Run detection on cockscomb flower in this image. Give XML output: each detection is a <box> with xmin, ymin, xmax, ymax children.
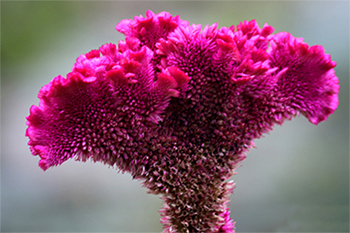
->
<box><xmin>26</xmin><ymin>10</ymin><xmax>339</xmax><ymax>233</ymax></box>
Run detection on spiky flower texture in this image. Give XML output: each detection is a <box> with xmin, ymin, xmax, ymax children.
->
<box><xmin>26</xmin><ymin>11</ymin><xmax>339</xmax><ymax>233</ymax></box>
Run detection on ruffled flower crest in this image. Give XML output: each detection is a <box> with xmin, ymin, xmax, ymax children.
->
<box><xmin>267</xmin><ymin>32</ymin><xmax>339</xmax><ymax>124</ymax></box>
<box><xmin>26</xmin><ymin>11</ymin><xmax>339</xmax><ymax>233</ymax></box>
<box><xmin>26</xmin><ymin>40</ymin><xmax>190</xmax><ymax>172</ymax></box>
<box><xmin>116</xmin><ymin>10</ymin><xmax>189</xmax><ymax>50</ymax></box>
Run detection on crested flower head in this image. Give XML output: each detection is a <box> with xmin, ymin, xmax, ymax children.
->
<box><xmin>26</xmin><ymin>40</ymin><xmax>190</xmax><ymax>171</ymax></box>
<box><xmin>26</xmin><ymin>10</ymin><xmax>339</xmax><ymax>233</ymax></box>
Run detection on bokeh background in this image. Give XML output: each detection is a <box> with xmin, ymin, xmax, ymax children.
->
<box><xmin>1</xmin><ymin>1</ymin><xmax>349</xmax><ymax>232</ymax></box>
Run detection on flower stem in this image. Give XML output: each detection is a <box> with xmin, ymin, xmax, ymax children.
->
<box><xmin>159</xmin><ymin>179</ymin><xmax>236</xmax><ymax>233</ymax></box>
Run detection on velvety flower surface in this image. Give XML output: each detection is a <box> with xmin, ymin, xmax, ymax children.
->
<box><xmin>26</xmin><ymin>41</ymin><xmax>189</xmax><ymax>171</ymax></box>
<box><xmin>26</xmin><ymin>10</ymin><xmax>339</xmax><ymax>233</ymax></box>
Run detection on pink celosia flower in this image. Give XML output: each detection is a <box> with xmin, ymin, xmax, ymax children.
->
<box><xmin>26</xmin><ymin>10</ymin><xmax>339</xmax><ymax>233</ymax></box>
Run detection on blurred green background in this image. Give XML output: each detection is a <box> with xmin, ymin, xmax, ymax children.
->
<box><xmin>1</xmin><ymin>1</ymin><xmax>349</xmax><ymax>232</ymax></box>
